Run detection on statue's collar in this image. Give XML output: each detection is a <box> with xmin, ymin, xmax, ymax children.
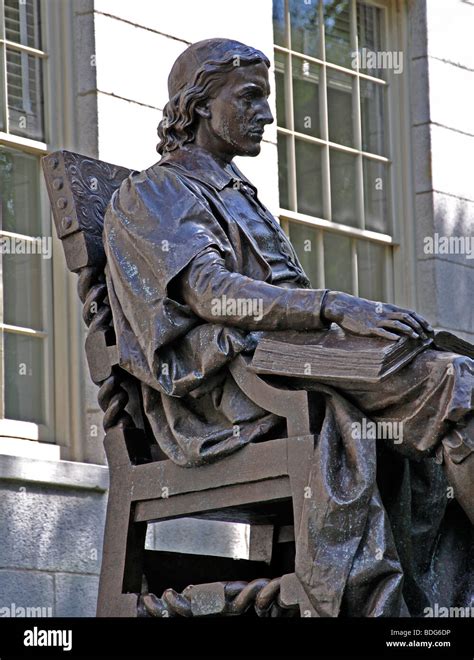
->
<box><xmin>156</xmin><ymin>144</ymin><xmax>257</xmax><ymax>193</ymax></box>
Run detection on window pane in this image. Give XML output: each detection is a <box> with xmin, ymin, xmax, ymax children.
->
<box><xmin>363</xmin><ymin>158</ymin><xmax>388</xmax><ymax>233</ymax></box>
<box><xmin>324</xmin><ymin>232</ymin><xmax>353</xmax><ymax>293</ymax></box>
<box><xmin>361</xmin><ymin>79</ymin><xmax>386</xmax><ymax>156</ymax></box>
<box><xmin>295</xmin><ymin>139</ymin><xmax>323</xmax><ymax>217</ymax></box>
<box><xmin>274</xmin><ymin>50</ymin><xmax>287</xmax><ymax>129</ymax></box>
<box><xmin>357</xmin><ymin>240</ymin><xmax>386</xmax><ymax>301</ymax></box>
<box><xmin>327</xmin><ymin>68</ymin><xmax>354</xmax><ymax>147</ymax></box>
<box><xmin>330</xmin><ymin>149</ymin><xmax>357</xmax><ymax>226</ymax></box>
<box><xmin>288</xmin><ymin>222</ymin><xmax>319</xmax><ymax>287</ymax></box>
<box><xmin>324</xmin><ymin>0</ymin><xmax>352</xmax><ymax>69</ymax></box>
<box><xmin>273</xmin><ymin>0</ymin><xmax>287</xmax><ymax>47</ymax></box>
<box><xmin>290</xmin><ymin>0</ymin><xmax>321</xmax><ymax>58</ymax></box>
<box><xmin>4</xmin><ymin>251</ymin><xmax>44</xmax><ymax>329</ymax></box>
<box><xmin>277</xmin><ymin>133</ymin><xmax>291</xmax><ymax>209</ymax></box>
<box><xmin>6</xmin><ymin>47</ymin><xmax>44</xmax><ymax>140</ymax></box>
<box><xmin>293</xmin><ymin>56</ymin><xmax>320</xmax><ymax>138</ymax></box>
<box><xmin>5</xmin><ymin>0</ymin><xmax>42</xmax><ymax>50</ymax></box>
<box><xmin>5</xmin><ymin>332</ymin><xmax>46</xmax><ymax>424</ymax></box>
<box><xmin>357</xmin><ymin>1</ymin><xmax>384</xmax><ymax>78</ymax></box>
<box><xmin>0</xmin><ymin>148</ymin><xmax>42</xmax><ymax>235</ymax></box>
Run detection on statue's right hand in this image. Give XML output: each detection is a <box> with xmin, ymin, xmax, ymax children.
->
<box><xmin>321</xmin><ymin>291</ymin><xmax>433</xmax><ymax>341</ymax></box>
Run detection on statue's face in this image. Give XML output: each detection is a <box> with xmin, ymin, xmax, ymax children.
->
<box><xmin>203</xmin><ymin>62</ymin><xmax>274</xmax><ymax>159</ymax></box>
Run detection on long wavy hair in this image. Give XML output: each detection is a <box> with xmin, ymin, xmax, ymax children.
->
<box><xmin>157</xmin><ymin>46</ymin><xmax>270</xmax><ymax>155</ymax></box>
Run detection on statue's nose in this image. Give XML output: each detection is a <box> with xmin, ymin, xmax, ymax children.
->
<box><xmin>260</xmin><ymin>100</ymin><xmax>274</xmax><ymax>125</ymax></box>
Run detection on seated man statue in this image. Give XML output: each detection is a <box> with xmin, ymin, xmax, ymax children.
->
<box><xmin>103</xmin><ymin>39</ymin><xmax>473</xmax><ymax>617</ymax></box>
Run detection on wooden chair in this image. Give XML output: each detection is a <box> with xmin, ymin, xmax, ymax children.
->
<box><xmin>42</xmin><ymin>150</ymin><xmax>319</xmax><ymax>618</ymax></box>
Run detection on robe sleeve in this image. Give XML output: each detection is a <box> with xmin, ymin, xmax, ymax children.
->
<box><xmin>178</xmin><ymin>246</ymin><xmax>330</xmax><ymax>331</ymax></box>
<box><xmin>103</xmin><ymin>166</ymin><xmax>237</xmax><ymax>353</ymax></box>
<box><xmin>103</xmin><ymin>165</ymin><xmax>251</xmax><ymax>396</ymax></box>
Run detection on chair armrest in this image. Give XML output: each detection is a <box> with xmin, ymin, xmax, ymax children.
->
<box><xmin>229</xmin><ymin>354</ymin><xmax>311</xmax><ymax>436</ymax></box>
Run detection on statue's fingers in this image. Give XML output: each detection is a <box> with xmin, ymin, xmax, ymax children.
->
<box><xmin>411</xmin><ymin>311</ymin><xmax>433</xmax><ymax>334</ymax></box>
<box><xmin>377</xmin><ymin>320</ymin><xmax>418</xmax><ymax>338</ymax></box>
<box><xmin>386</xmin><ymin>312</ymin><xmax>426</xmax><ymax>338</ymax></box>
<box><xmin>370</xmin><ymin>327</ymin><xmax>401</xmax><ymax>341</ymax></box>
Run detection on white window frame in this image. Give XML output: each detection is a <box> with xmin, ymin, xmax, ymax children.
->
<box><xmin>275</xmin><ymin>0</ymin><xmax>413</xmax><ymax>304</ymax></box>
<box><xmin>0</xmin><ymin>0</ymin><xmax>84</xmax><ymax>460</ymax></box>
<box><xmin>0</xmin><ymin>0</ymin><xmax>48</xmax><ymax>150</ymax></box>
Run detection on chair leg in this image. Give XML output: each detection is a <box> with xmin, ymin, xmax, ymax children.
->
<box><xmin>97</xmin><ymin>468</ymin><xmax>140</xmax><ymax>617</ymax></box>
<box><xmin>97</xmin><ymin>463</ymin><xmax>146</xmax><ymax>617</ymax></box>
<box><xmin>287</xmin><ymin>434</ymin><xmax>318</xmax><ymax>617</ymax></box>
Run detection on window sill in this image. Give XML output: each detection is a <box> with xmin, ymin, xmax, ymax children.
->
<box><xmin>0</xmin><ymin>452</ymin><xmax>109</xmax><ymax>492</ymax></box>
<box><xmin>0</xmin><ymin>436</ymin><xmax>60</xmax><ymax>461</ymax></box>
<box><xmin>0</xmin><ymin>131</ymin><xmax>48</xmax><ymax>155</ymax></box>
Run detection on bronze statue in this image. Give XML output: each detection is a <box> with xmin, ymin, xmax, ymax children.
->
<box><xmin>102</xmin><ymin>39</ymin><xmax>473</xmax><ymax>617</ymax></box>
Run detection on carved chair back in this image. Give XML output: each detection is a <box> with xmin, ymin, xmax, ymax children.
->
<box><xmin>42</xmin><ymin>150</ymin><xmax>165</xmax><ymax>463</ymax></box>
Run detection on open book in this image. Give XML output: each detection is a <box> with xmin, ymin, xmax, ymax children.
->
<box><xmin>250</xmin><ymin>326</ymin><xmax>473</xmax><ymax>384</ymax></box>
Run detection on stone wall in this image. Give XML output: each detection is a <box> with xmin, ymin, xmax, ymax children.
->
<box><xmin>0</xmin><ymin>456</ymin><xmax>107</xmax><ymax>617</ymax></box>
<box><xmin>409</xmin><ymin>0</ymin><xmax>474</xmax><ymax>342</ymax></box>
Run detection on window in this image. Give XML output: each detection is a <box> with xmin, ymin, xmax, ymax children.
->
<box><xmin>273</xmin><ymin>0</ymin><xmax>396</xmax><ymax>301</ymax></box>
<box><xmin>1</xmin><ymin>0</ymin><xmax>44</xmax><ymax>140</ymax></box>
<box><xmin>0</xmin><ymin>0</ymin><xmax>53</xmax><ymax>441</ymax></box>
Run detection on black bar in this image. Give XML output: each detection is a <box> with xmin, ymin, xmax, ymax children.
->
<box><xmin>0</xmin><ymin>617</ymin><xmax>472</xmax><ymax>657</ymax></box>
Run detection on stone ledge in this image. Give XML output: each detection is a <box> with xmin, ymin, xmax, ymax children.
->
<box><xmin>0</xmin><ymin>455</ymin><xmax>109</xmax><ymax>492</ymax></box>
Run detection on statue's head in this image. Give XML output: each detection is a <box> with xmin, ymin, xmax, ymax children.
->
<box><xmin>157</xmin><ymin>38</ymin><xmax>273</xmax><ymax>159</ymax></box>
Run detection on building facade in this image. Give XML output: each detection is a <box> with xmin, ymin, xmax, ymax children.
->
<box><xmin>0</xmin><ymin>0</ymin><xmax>472</xmax><ymax>616</ymax></box>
